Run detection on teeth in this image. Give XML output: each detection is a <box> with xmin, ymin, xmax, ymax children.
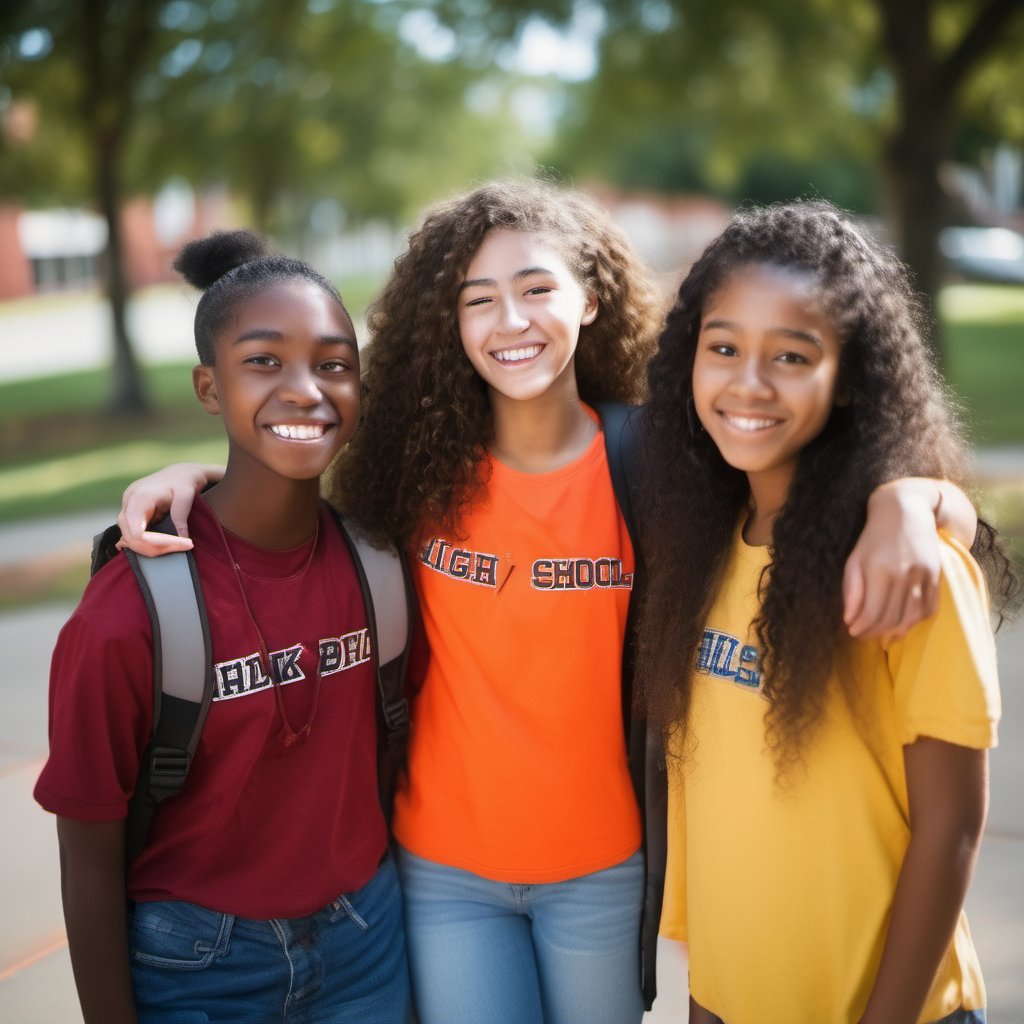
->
<box><xmin>269</xmin><ymin>424</ymin><xmax>327</xmax><ymax>440</ymax></box>
<box><xmin>723</xmin><ymin>414</ymin><xmax>779</xmax><ymax>431</ymax></box>
<box><xmin>493</xmin><ymin>345</ymin><xmax>542</xmax><ymax>363</ymax></box>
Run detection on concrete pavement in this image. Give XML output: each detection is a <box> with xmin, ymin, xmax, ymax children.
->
<box><xmin>0</xmin><ymin>510</ymin><xmax>1022</xmax><ymax>1021</ymax></box>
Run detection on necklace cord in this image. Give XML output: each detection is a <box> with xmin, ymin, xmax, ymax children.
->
<box><xmin>212</xmin><ymin>515</ymin><xmax>323</xmax><ymax>747</ymax></box>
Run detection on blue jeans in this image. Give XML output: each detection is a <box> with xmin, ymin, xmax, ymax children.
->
<box><xmin>129</xmin><ymin>853</ymin><xmax>409</xmax><ymax>1024</ymax></box>
<box><xmin>396</xmin><ymin>846</ymin><xmax>644</xmax><ymax>1024</ymax></box>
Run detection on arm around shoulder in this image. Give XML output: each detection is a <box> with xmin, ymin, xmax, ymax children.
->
<box><xmin>57</xmin><ymin>816</ymin><xmax>138</xmax><ymax>1024</ymax></box>
<box><xmin>117</xmin><ymin>462</ymin><xmax>225</xmax><ymax>555</ymax></box>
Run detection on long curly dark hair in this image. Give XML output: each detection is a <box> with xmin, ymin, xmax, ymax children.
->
<box><xmin>637</xmin><ymin>200</ymin><xmax>1019</xmax><ymax>770</ymax></box>
<box><xmin>327</xmin><ymin>178</ymin><xmax>662</xmax><ymax>545</ymax></box>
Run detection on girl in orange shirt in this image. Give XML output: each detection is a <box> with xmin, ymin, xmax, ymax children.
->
<box><xmin>117</xmin><ymin>180</ymin><xmax>976</xmax><ymax>1024</ymax></box>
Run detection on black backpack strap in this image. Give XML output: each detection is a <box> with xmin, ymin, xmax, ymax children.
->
<box><xmin>595</xmin><ymin>402</ymin><xmax>641</xmax><ymax>552</ymax></box>
<box><xmin>93</xmin><ymin>516</ymin><xmax>214</xmax><ymax>864</ymax></box>
<box><xmin>326</xmin><ymin>507</ymin><xmax>415</xmax><ymax>819</ymax></box>
<box><xmin>596</xmin><ymin>402</ymin><xmax>664</xmax><ymax>1010</ymax></box>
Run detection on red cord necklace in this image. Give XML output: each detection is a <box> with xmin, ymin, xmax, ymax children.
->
<box><xmin>212</xmin><ymin>513</ymin><xmax>323</xmax><ymax>747</ymax></box>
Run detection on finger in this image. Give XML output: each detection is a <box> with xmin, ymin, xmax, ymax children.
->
<box><xmin>842</xmin><ymin>559</ymin><xmax>865</xmax><ymax>626</ymax></box>
<box><xmin>167</xmin><ymin>493</ymin><xmax>193</xmax><ymax>539</ymax></box>
<box><xmin>115</xmin><ymin>531</ymin><xmax>193</xmax><ymax>557</ymax></box>
<box><xmin>893</xmin><ymin>574</ymin><xmax>940</xmax><ymax>636</ymax></box>
<box><xmin>866</xmin><ymin>574</ymin><xmax>917</xmax><ymax>638</ymax></box>
<box><xmin>848</xmin><ymin>575</ymin><xmax>894</xmax><ymax>638</ymax></box>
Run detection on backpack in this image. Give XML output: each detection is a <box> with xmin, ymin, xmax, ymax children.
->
<box><xmin>90</xmin><ymin>507</ymin><xmax>415</xmax><ymax>864</ymax></box>
<box><xmin>595</xmin><ymin>401</ymin><xmax>666</xmax><ymax>1012</ymax></box>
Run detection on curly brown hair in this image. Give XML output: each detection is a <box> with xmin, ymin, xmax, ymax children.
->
<box><xmin>637</xmin><ymin>200</ymin><xmax>1019</xmax><ymax>771</ymax></box>
<box><xmin>327</xmin><ymin>178</ymin><xmax>662</xmax><ymax>545</ymax></box>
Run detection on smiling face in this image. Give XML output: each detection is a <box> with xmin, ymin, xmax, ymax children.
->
<box><xmin>194</xmin><ymin>278</ymin><xmax>360</xmax><ymax>485</ymax></box>
<box><xmin>456</xmin><ymin>228</ymin><xmax>598</xmax><ymax>405</ymax></box>
<box><xmin>692</xmin><ymin>263</ymin><xmax>843</xmax><ymax>508</ymax></box>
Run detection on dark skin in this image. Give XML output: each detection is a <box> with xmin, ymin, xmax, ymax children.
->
<box><xmin>55</xmin><ymin>279</ymin><xmax>361</xmax><ymax>1021</ymax></box>
<box><xmin>859</xmin><ymin>738</ymin><xmax>988</xmax><ymax>1024</ymax></box>
<box><xmin>57</xmin><ymin>818</ymin><xmax>137</xmax><ymax>1024</ymax></box>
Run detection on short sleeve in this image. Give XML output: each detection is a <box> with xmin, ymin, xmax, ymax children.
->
<box><xmin>33</xmin><ymin>557</ymin><xmax>155</xmax><ymax>821</ymax></box>
<box><xmin>886</xmin><ymin>535</ymin><xmax>1000</xmax><ymax>750</ymax></box>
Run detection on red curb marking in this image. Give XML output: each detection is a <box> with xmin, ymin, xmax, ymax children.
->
<box><xmin>0</xmin><ymin>930</ymin><xmax>68</xmax><ymax>981</ymax></box>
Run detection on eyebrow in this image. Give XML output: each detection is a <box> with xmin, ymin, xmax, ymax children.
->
<box><xmin>458</xmin><ymin>265</ymin><xmax>555</xmax><ymax>292</ymax></box>
<box><xmin>702</xmin><ymin>319</ymin><xmax>822</xmax><ymax>347</ymax></box>
<box><xmin>234</xmin><ymin>328</ymin><xmax>357</xmax><ymax>350</ymax></box>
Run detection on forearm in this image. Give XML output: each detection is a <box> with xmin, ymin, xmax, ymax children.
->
<box><xmin>859</xmin><ymin>741</ymin><xmax>987</xmax><ymax>1024</ymax></box>
<box><xmin>871</xmin><ymin>478</ymin><xmax>977</xmax><ymax>549</ymax></box>
<box><xmin>58</xmin><ymin>820</ymin><xmax>138</xmax><ymax>1024</ymax></box>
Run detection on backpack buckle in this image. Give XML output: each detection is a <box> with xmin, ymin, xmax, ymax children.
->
<box><xmin>382</xmin><ymin>699</ymin><xmax>409</xmax><ymax>735</ymax></box>
<box><xmin>146</xmin><ymin>747</ymin><xmax>191</xmax><ymax>798</ymax></box>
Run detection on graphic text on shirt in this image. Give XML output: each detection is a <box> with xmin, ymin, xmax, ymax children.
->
<box><xmin>213</xmin><ymin>628</ymin><xmax>371</xmax><ymax>701</ymax></box>
<box><xmin>696</xmin><ymin>627</ymin><xmax>762</xmax><ymax>692</ymax></box>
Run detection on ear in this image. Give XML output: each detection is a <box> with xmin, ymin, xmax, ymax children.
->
<box><xmin>193</xmin><ymin>365</ymin><xmax>221</xmax><ymax>415</ymax></box>
<box><xmin>581</xmin><ymin>292</ymin><xmax>599</xmax><ymax>327</ymax></box>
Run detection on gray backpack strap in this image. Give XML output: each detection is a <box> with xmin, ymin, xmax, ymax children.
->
<box><xmin>346</xmin><ymin>526</ymin><xmax>410</xmax><ymax>668</ymax></box>
<box><xmin>328</xmin><ymin>508</ymin><xmax>414</xmax><ymax>820</ymax></box>
<box><xmin>91</xmin><ymin>516</ymin><xmax>213</xmax><ymax>864</ymax></box>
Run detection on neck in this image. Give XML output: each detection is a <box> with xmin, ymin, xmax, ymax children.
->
<box><xmin>488</xmin><ymin>380</ymin><xmax>596</xmax><ymax>474</ymax></box>
<box><xmin>743</xmin><ymin>466</ymin><xmax>794</xmax><ymax>546</ymax></box>
<box><xmin>204</xmin><ymin>468</ymin><xmax>322</xmax><ymax>550</ymax></box>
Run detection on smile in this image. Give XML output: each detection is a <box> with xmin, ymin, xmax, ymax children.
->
<box><xmin>492</xmin><ymin>344</ymin><xmax>543</xmax><ymax>364</ymax></box>
<box><xmin>720</xmin><ymin>413</ymin><xmax>782</xmax><ymax>432</ymax></box>
<box><xmin>268</xmin><ymin>424</ymin><xmax>331</xmax><ymax>440</ymax></box>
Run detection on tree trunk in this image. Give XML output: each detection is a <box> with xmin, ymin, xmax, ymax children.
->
<box><xmin>883</xmin><ymin>118</ymin><xmax>951</xmax><ymax>368</ymax></box>
<box><xmin>97</xmin><ymin>136</ymin><xmax>150</xmax><ymax>415</ymax></box>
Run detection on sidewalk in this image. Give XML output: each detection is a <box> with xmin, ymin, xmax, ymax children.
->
<box><xmin>1</xmin><ymin>507</ymin><xmax>1022</xmax><ymax>1021</ymax></box>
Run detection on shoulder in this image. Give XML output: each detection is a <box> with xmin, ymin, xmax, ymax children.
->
<box><xmin>68</xmin><ymin>552</ymin><xmax>151</xmax><ymax>642</ymax></box>
<box><xmin>887</xmin><ymin>532</ymin><xmax>1000</xmax><ymax>749</ymax></box>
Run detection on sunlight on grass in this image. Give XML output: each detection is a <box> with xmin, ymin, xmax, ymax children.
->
<box><xmin>940</xmin><ymin>284</ymin><xmax>1024</xmax><ymax>323</ymax></box>
<box><xmin>0</xmin><ymin>439</ymin><xmax>226</xmax><ymax>503</ymax></box>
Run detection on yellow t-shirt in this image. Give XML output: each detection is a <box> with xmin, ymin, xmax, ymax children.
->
<box><xmin>392</xmin><ymin>423</ymin><xmax>641</xmax><ymax>882</ymax></box>
<box><xmin>660</xmin><ymin>532</ymin><xmax>1000</xmax><ymax>1024</ymax></box>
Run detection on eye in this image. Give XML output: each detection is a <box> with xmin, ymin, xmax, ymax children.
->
<box><xmin>463</xmin><ymin>294</ymin><xmax>493</xmax><ymax>308</ymax></box>
<box><xmin>775</xmin><ymin>350</ymin><xmax>811</xmax><ymax>365</ymax></box>
<box><xmin>525</xmin><ymin>285</ymin><xmax>553</xmax><ymax>296</ymax></box>
<box><xmin>244</xmin><ymin>354</ymin><xmax>279</xmax><ymax>367</ymax></box>
<box><xmin>319</xmin><ymin>358</ymin><xmax>353</xmax><ymax>374</ymax></box>
<box><xmin>707</xmin><ymin>342</ymin><xmax>737</xmax><ymax>357</ymax></box>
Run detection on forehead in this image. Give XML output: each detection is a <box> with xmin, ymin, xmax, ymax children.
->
<box><xmin>227</xmin><ymin>278</ymin><xmax>355</xmax><ymax>337</ymax></box>
<box><xmin>705</xmin><ymin>264</ymin><xmax>830</xmax><ymax>324</ymax></box>
<box><xmin>464</xmin><ymin>228</ymin><xmax>575</xmax><ymax>278</ymax></box>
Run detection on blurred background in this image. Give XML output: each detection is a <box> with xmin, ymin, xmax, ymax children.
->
<box><xmin>1</xmin><ymin>1</ymin><xmax>1023</xmax><ymax>1019</ymax></box>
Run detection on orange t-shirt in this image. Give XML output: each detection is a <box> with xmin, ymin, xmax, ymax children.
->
<box><xmin>392</xmin><ymin>424</ymin><xmax>642</xmax><ymax>882</ymax></box>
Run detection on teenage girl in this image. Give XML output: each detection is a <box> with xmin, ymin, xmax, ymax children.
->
<box><xmin>35</xmin><ymin>231</ymin><xmax>409</xmax><ymax>1024</ymax></box>
<box><xmin>116</xmin><ymin>181</ymin><xmax>978</xmax><ymax>1024</ymax></box>
<box><xmin>639</xmin><ymin>201</ymin><xmax>1018</xmax><ymax>1024</ymax></box>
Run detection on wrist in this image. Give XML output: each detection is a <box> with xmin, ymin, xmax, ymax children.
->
<box><xmin>869</xmin><ymin>478</ymin><xmax>940</xmax><ymax>519</ymax></box>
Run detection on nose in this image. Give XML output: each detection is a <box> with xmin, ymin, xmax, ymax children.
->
<box><xmin>278</xmin><ymin>366</ymin><xmax>323</xmax><ymax>406</ymax></box>
<box><xmin>730</xmin><ymin>355</ymin><xmax>774</xmax><ymax>399</ymax></box>
<box><xmin>497</xmin><ymin>295</ymin><xmax>529</xmax><ymax>334</ymax></box>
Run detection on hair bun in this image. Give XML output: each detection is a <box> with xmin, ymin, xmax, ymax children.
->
<box><xmin>173</xmin><ymin>229</ymin><xmax>268</xmax><ymax>289</ymax></box>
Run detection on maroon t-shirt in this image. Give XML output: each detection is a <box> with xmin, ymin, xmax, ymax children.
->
<box><xmin>35</xmin><ymin>497</ymin><xmax>387</xmax><ymax>918</ymax></box>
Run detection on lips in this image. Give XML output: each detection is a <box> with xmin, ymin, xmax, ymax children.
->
<box><xmin>267</xmin><ymin>423</ymin><xmax>332</xmax><ymax>440</ymax></box>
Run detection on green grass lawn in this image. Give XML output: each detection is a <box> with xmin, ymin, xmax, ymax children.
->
<box><xmin>940</xmin><ymin>285</ymin><xmax>1024</xmax><ymax>445</ymax></box>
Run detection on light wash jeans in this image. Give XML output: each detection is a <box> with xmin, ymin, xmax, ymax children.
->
<box><xmin>128</xmin><ymin>853</ymin><xmax>409</xmax><ymax>1024</ymax></box>
<box><xmin>396</xmin><ymin>846</ymin><xmax>644</xmax><ymax>1024</ymax></box>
